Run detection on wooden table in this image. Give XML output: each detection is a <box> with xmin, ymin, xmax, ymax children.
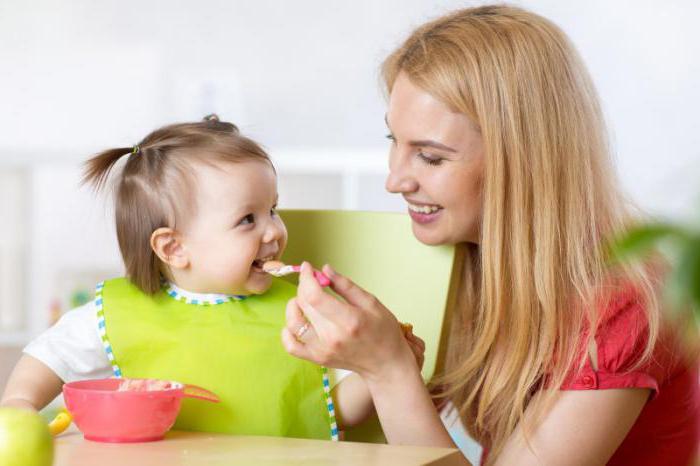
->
<box><xmin>55</xmin><ymin>431</ymin><xmax>464</xmax><ymax>466</ymax></box>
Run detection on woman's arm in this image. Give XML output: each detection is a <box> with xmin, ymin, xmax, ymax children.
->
<box><xmin>286</xmin><ymin>295</ymin><xmax>466</xmax><ymax>454</ymax></box>
<box><xmin>282</xmin><ymin>263</ymin><xmax>472</xmax><ymax>464</ymax></box>
<box><xmin>1</xmin><ymin>354</ymin><xmax>64</xmax><ymax>411</ymax></box>
<box><xmin>495</xmin><ymin>388</ymin><xmax>649</xmax><ymax>466</ymax></box>
<box><xmin>333</xmin><ymin>331</ymin><xmax>426</xmax><ymax>429</ymax></box>
<box><xmin>364</xmin><ymin>347</ymin><xmax>458</xmax><ymax>448</ymax></box>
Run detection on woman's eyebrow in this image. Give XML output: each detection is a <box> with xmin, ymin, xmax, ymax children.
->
<box><xmin>408</xmin><ymin>140</ymin><xmax>457</xmax><ymax>153</ymax></box>
<box><xmin>384</xmin><ymin>114</ymin><xmax>457</xmax><ymax>153</ymax></box>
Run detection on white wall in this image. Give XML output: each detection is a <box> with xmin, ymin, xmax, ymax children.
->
<box><xmin>1</xmin><ymin>1</ymin><xmax>698</xmax><ymax>221</ymax></box>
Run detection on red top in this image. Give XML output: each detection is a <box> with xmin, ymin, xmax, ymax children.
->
<box><xmin>560</xmin><ymin>288</ymin><xmax>699</xmax><ymax>465</ymax></box>
<box><xmin>480</xmin><ymin>288</ymin><xmax>699</xmax><ymax>465</ymax></box>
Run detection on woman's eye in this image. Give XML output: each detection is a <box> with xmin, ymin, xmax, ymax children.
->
<box><xmin>418</xmin><ymin>151</ymin><xmax>443</xmax><ymax>166</ymax></box>
<box><xmin>270</xmin><ymin>206</ymin><xmax>278</xmax><ymax>217</ymax></box>
<box><xmin>239</xmin><ymin>214</ymin><xmax>255</xmax><ymax>226</ymax></box>
<box><xmin>385</xmin><ymin>133</ymin><xmax>396</xmax><ymax>144</ymax></box>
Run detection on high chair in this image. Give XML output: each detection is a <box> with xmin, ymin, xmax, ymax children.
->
<box><xmin>279</xmin><ymin>210</ymin><xmax>461</xmax><ymax>443</ymax></box>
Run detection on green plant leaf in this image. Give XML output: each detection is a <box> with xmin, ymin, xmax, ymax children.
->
<box><xmin>663</xmin><ymin>234</ymin><xmax>700</xmax><ymax>324</ymax></box>
<box><xmin>679</xmin><ymin>236</ymin><xmax>700</xmax><ymax>308</ymax></box>
<box><xmin>607</xmin><ymin>223</ymin><xmax>690</xmax><ymax>264</ymax></box>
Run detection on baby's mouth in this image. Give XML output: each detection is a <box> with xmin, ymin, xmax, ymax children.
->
<box><xmin>252</xmin><ymin>256</ymin><xmax>276</xmax><ymax>273</ymax></box>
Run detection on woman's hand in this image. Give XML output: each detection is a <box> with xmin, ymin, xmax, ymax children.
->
<box><xmin>281</xmin><ymin>262</ymin><xmax>419</xmax><ymax>382</ymax></box>
<box><xmin>403</xmin><ymin>325</ymin><xmax>426</xmax><ymax>370</ymax></box>
<box><xmin>282</xmin><ymin>262</ymin><xmax>461</xmax><ymax>453</ymax></box>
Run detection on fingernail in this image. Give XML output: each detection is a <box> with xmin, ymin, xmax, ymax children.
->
<box><xmin>301</xmin><ymin>261</ymin><xmax>310</xmax><ymax>272</ymax></box>
<box><xmin>324</xmin><ymin>264</ymin><xmax>336</xmax><ymax>277</ymax></box>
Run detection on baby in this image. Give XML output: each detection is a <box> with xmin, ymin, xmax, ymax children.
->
<box><xmin>1</xmin><ymin>116</ymin><xmax>424</xmax><ymax>440</ymax></box>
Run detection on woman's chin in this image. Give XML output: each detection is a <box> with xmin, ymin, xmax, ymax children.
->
<box><xmin>411</xmin><ymin>223</ymin><xmax>475</xmax><ymax>246</ymax></box>
<box><xmin>411</xmin><ymin>223</ymin><xmax>449</xmax><ymax>246</ymax></box>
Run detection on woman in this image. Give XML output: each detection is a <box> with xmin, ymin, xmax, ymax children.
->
<box><xmin>282</xmin><ymin>6</ymin><xmax>699</xmax><ymax>465</ymax></box>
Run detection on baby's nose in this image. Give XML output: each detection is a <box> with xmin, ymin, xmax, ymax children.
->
<box><xmin>262</xmin><ymin>222</ymin><xmax>284</xmax><ymax>243</ymax></box>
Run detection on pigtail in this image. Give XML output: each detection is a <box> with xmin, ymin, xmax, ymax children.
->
<box><xmin>82</xmin><ymin>146</ymin><xmax>135</xmax><ymax>191</ymax></box>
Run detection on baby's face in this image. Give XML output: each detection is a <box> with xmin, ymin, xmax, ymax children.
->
<box><xmin>180</xmin><ymin>159</ymin><xmax>287</xmax><ymax>295</ymax></box>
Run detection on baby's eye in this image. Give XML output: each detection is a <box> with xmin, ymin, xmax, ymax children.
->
<box><xmin>385</xmin><ymin>133</ymin><xmax>396</xmax><ymax>144</ymax></box>
<box><xmin>239</xmin><ymin>214</ymin><xmax>255</xmax><ymax>226</ymax></box>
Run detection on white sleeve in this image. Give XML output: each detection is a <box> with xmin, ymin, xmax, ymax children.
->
<box><xmin>23</xmin><ymin>301</ymin><xmax>113</xmax><ymax>383</ymax></box>
<box><xmin>328</xmin><ymin>368</ymin><xmax>353</xmax><ymax>388</ymax></box>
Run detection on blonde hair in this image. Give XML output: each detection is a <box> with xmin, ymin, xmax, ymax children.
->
<box><xmin>382</xmin><ymin>5</ymin><xmax>659</xmax><ymax>461</ymax></box>
<box><xmin>83</xmin><ymin>116</ymin><xmax>272</xmax><ymax>294</ymax></box>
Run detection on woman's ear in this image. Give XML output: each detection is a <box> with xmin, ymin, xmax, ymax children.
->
<box><xmin>150</xmin><ymin>227</ymin><xmax>189</xmax><ymax>270</ymax></box>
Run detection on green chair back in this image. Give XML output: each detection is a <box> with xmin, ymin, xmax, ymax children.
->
<box><xmin>279</xmin><ymin>210</ymin><xmax>460</xmax><ymax>442</ymax></box>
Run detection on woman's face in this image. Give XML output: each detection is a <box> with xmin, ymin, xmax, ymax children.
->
<box><xmin>385</xmin><ymin>72</ymin><xmax>484</xmax><ymax>245</ymax></box>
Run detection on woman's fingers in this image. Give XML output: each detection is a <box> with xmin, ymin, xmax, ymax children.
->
<box><xmin>296</xmin><ymin>262</ymin><xmax>355</xmax><ymax>332</ymax></box>
<box><xmin>281</xmin><ymin>327</ymin><xmax>314</xmax><ymax>360</ymax></box>
<box><xmin>406</xmin><ymin>331</ymin><xmax>426</xmax><ymax>352</ymax></box>
<box><xmin>285</xmin><ymin>297</ymin><xmax>307</xmax><ymax>329</ymax></box>
<box><xmin>295</xmin><ymin>263</ymin><xmax>332</xmax><ymax>324</ymax></box>
<box><xmin>285</xmin><ymin>298</ymin><xmax>316</xmax><ymax>344</ymax></box>
<box><xmin>403</xmin><ymin>330</ymin><xmax>426</xmax><ymax>369</ymax></box>
<box><xmin>406</xmin><ymin>335</ymin><xmax>426</xmax><ymax>369</ymax></box>
<box><xmin>321</xmin><ymin>264</ymin><xmax>379</xmax><ymax>310</ymax></box>
<box><xmin>283</xmin><ymin>299</ymin><xmax>328</xmax><ymax>364</ymax></box>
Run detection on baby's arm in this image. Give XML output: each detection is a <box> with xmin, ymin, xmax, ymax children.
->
<box><xmin>332</xmin><ymin>373</ymin><xmax>373</xmax><ymax>429</ymax></box>
<box><xmin>1</xmin><ymin>355</ymin><xmax>63</xmax><ymax>411</ymax></box>
<box><xmin>1</xmin><ymin>300</ymin><xmax>111</xmax><ymax>411</ymax></box>
<box><xmin>333</xmin><ymin>326</ymin><xmax>426</xmax><ymax>429</ymax></box>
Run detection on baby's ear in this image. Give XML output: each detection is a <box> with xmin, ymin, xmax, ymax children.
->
<box><xmin>150</xmin><ymin>227</ymin><xmax>189</xmax><ymax>269</ymax></box>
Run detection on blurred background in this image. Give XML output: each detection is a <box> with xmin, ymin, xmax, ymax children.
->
<box><xmin>0</xmin><ymin>0</ymin><xmax>698</xmax><ymax>459</ymax></box>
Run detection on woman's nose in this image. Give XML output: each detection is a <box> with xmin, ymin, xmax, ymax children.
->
<box><xmin>385</xmin><ymin>151</ymin><xmax>418</xmax><ymax>194</ymax></box>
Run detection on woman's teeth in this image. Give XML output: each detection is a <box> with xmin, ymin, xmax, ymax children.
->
<box><xmin>407</xmin><ymin>203</ymin><xmax>441</xmax><ymax>214</ymax></box>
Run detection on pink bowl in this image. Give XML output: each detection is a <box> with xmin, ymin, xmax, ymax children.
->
<box><xmin>63</xmin><ymin>378</ymin><xmax>218</xmax><ymax>443</ymax></box>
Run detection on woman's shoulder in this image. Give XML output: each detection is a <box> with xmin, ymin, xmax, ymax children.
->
<box><xmin>595</xmin><ymin>285</ymin><xmax>651</xmax><ymax>369</ymax></box>
<box><xmin>563</xmin><ymin>283</ymin><xmax>692</xmax><ymax>393</ymax></box>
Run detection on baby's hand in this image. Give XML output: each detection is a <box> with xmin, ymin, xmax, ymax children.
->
<box><xmin>400</xmin><ymin>323</ymin><xmax>426</xmax><ymax>370</ymax></box>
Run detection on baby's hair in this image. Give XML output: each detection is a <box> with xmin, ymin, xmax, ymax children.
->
<box><xmin>83</xmin><ymin>115</ymin><xmax>272</xmax><ymax>294</ymax></box>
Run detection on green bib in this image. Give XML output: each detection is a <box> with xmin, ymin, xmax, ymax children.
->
<box><xmin>95</xmin><ymin>277</ymin><xmax>335</xmax><ymax>440</ymax></box>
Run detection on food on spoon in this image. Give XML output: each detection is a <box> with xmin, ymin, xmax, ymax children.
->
<box><xmin>262</xmin><ymin>260</ymin><xmax>286</xmax><ymax>274</ymax></box>
<box><xmin>262</xmin><ymin>261</ymin><xmax>331</xmax><ymax>287</ymax></box>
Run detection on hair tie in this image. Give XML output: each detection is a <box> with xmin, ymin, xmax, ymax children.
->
<box><xmin>203</xmin><ymin>114</ymin><xmax>220</xmax><ymax>122</ymax></box>
<box><xmin>132</xmin><ymin>145</ymin><xmax>140</xmax><ymax>155</ymax></box>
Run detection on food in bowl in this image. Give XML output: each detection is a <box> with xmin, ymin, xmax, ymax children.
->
<box><xmin>63</xmin><ymin>378</ymin><xmax>218</xmax><ymax>443</ymax></box>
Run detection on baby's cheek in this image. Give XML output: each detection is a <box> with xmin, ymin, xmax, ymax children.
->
<box><xmin>201</xmin><ymin>253</ymin><xmax>246</xmax><ymax>284</ymax></box>
<box><xmin>223</xmin><ymin>261</ymin><xmax>251</xmax><ymax>283</ymax></box>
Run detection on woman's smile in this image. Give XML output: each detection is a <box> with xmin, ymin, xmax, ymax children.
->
<box><xmin>406</xmin><ymin>199</ymin><xmax>444</xmax><ymax>224</ymax></box>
